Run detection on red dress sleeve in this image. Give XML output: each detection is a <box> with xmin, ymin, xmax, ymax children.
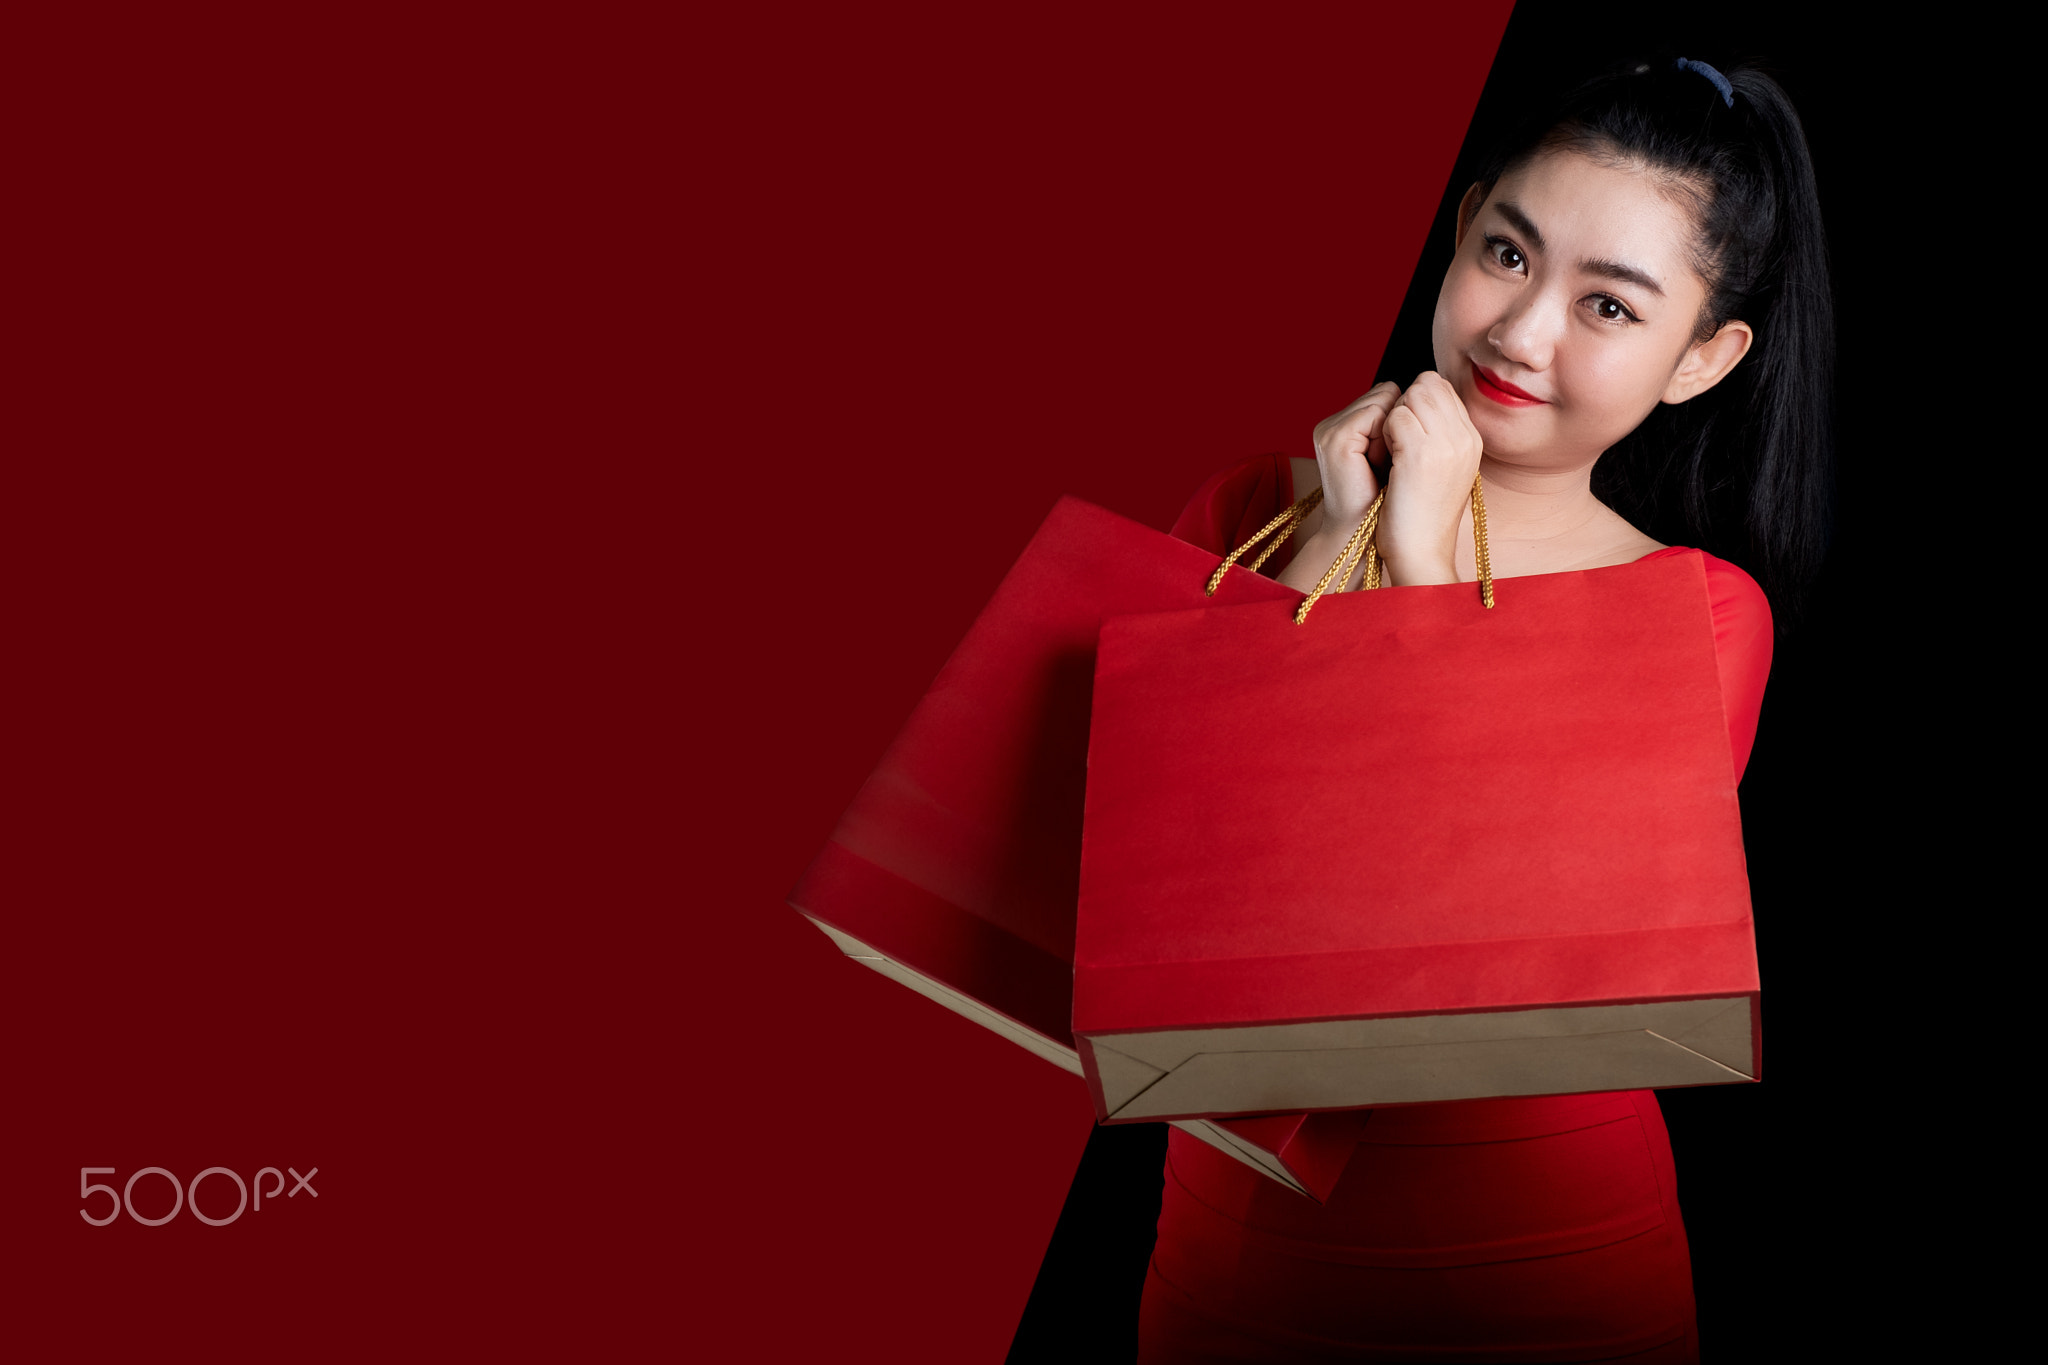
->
<box><xmin>1639</xmin><ymin>547</ymin><xmax>1774</xmax><ymax>783</ymax></box>
<box><xmin>1169</xmin><ymin>452</ymin><xmax>1298</xmax><ymax>570</ymax></box>
<box><xmin>1701</xmin><ymin>554</ymin><xmax>1773</xmax><ymax>783</ymax></box>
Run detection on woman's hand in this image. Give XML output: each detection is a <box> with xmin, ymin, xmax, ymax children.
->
<box><xmin>1373</xmin><ymin>372</ymin><xmax>1483</xmax><ymax>586</ymax></box>
<box><xmin>1310</xmin><ymin>381</ymin><xmax>1400</xmax><ymax>534</ymax></box>
<box><xmin>1278</xmin><ymin>383</ymin><xmax>1401</xmax><ymax>593</ymax></box>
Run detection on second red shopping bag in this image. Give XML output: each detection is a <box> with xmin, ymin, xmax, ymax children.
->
<box><xmin>789</xmin><ymin>493</ymin><xmax>1366</xmax><ymax>1193</ymax></box>
<box><xmin>788</xmin><ymin>496</ymin><xmax>1296</xmax><ymax>1062</ymax></box>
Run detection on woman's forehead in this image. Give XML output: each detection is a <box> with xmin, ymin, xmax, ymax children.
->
<box><xmin>1483</xmin><ymin>149</ymin><xmax>1704</xmax><ymax>286</ymax></box>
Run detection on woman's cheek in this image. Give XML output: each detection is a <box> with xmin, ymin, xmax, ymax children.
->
<box><xmin>1428</xmin><ymin>295</ymin><xmax>1461</xmax><ymax>375</ymax></box>
<box><xmin>1539</xmin><ymin>354</ymin><xmax>1604</xmax><ymax>447</ymax></box>
<box><xmin>1431</xmin><ymin>262</ymin><xmax>1491</xmax><ymax>372</ymax></box>
<box><xmin>1581</xmin><ymin>356</ymin><xmax>1669</xmax><ymax>451</ymax></box>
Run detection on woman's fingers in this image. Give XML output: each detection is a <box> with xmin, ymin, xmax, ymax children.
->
<box><xmin>1385</xmin><ymin>373</ymin><xmax>1480</xmax><ymax>459</ymax></box>
<box><xmin>1310</xmin><ymin>383</ymin><xmax>1401</xmax><ymax>530</ymax></box>
<box><xmin>1372</xmin><ymin>372</ymin><xmax>1486</xmax><ymax>586</ymax></box>
<box><xmin>1364</xmin><ymin>425</ymin><xmax>1390</xmax><ymax>477</ymax></box>
<box><xmin>1418</xmin><ymin>372</ymin><xmax>1481</xmax><ymax>433</ymax></box>
<box><xmin>1315</xmin><ymin>384</ymin><xmax>1399</xmax><ymax>442</ymax></box>
<box><xmin>1349</xmin><ymin>380</ymin><xmax>1403</xmax><ymax>411</ymax></box>
<box><xmin>1382</xmin><ymin>402</ymin><xmax>1423</xmax><ymax>448</ymax></box>
<box><xmin>1318</xmin><ymin>385</ymin><xmax>1403</xmax><ymax>458</ymax></box>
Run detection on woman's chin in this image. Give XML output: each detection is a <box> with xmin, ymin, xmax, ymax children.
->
<box><xmin>1469</xmin><ymin>411</ymin><xmax>1543</xmax><ymax>461</ymax></box>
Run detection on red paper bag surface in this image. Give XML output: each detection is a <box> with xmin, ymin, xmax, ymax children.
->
<box><xmin>1074</xmin><ymin>551</ymin><xmax>1760</xmax><ymax>1123</ymax></box>
<box><xmin>788</xmin><ymin>496</ymin><xmax>1297</xmax><ymax>1067</ymax></box>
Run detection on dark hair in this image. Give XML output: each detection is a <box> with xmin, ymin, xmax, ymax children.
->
<box><xmin>1472</xmin><ymin>57</ymin><xmax>1834</xmax><ymax>621</ymax></box>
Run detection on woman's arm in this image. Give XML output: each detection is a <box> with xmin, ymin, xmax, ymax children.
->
<box><xmin>1706</xmin><ymin>556</ymin><xmax>1773</xmax><ymax>782</ymax></box>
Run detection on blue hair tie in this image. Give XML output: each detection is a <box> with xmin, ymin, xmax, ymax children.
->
<box><xmin>1675</xmin><ymin>57</ymin><xmax>1735</xmax><ymax>108</ymax></box>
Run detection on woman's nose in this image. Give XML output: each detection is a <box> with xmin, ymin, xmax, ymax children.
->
<box><xmin>1487</xmin><ymin>295</ymin><xmax>1558</xmax><ymax>371</ymax></box>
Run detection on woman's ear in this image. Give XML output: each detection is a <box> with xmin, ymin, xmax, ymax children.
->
<box><xmin>1452</xmin><ymin>183</ymin><xmax>1487</xmax><ymax>251</ymax></box>
<box><xmin>1663</xmin><ymin>320</ymin><xmax>1755</xmax><ymax>404</ymax></box>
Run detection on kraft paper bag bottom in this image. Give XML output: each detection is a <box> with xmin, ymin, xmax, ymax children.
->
<box><xmin>1080</xmin><ymin>994</ymin><xmax>1758</xmax><ymax>1123</ymax></box>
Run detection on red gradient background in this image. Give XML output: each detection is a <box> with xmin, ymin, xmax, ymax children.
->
<box><xmin>10</xmin><ymin>4</ymin><xmax>1553</xmax><ymax>1358</ymax></box>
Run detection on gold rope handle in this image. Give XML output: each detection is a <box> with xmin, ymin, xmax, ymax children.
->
<box><xmin>1207</xmin><ymin>475</ymin><xmax>1495</xmax><ymax>621</ymax></box>
<box><xmin>1204</xmin><ymin>487</ymin><xmax>1325</xmax><ymax>597</ymax></box>
<box><xmin>1469</xmin><ymin>473</ymin><xmax>1494</xmax><ymax>610</ymax></box>
<box><xmin>1293</xmin><ymin>491</ymin><xmax>1384</xmax><ymax>624</ymax></box>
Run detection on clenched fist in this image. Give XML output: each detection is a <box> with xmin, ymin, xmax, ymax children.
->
<box><xmin>1374</xmin><ymin>372</ymin><xmax>1483</xmax><ymax>586</ymax></box>
<box><xmin>1307</xmin><ymin>380</ymin><xmax>1402</xmax><ymax>536</ymax></box>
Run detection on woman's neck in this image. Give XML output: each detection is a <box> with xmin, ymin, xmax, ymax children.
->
<box><xmin>1476</xmin><ymin>454</ymin><xmax>1605</xmax><ymax>539</ymax></box>
<box><xmin>1473</xmin><ymin>453</ymin><xmax>1662</xmax><ymax>572</ymax></box>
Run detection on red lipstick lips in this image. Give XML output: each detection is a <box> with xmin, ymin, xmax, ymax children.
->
<box><xmin>1472</xmin><ymin>364</ymin><xmax>1545</xmax><ymax>407</ymax></box>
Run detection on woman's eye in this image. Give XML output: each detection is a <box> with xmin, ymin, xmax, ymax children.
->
<box><xmin>1485</xmin><ymin>237</ymin><xmax>1524</xmax><ymax>272</ymax></box>
<box><xmin>1590</xmin><ymin>296</ymin><xmax>1635</xmax><ymax>322</ymax></box>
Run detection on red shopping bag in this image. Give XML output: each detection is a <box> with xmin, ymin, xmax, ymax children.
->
<box><xmin>789</xmin><ymin>495</ymin><xmax>1356</xmax><ymax>1190</ymax></box>
<box><xmin>1073</xmin><ymin>549</ymin><xmax>1761</xmax><ymax>1124</ymax></box>
<box><xmin>788</xmin><ymin>496</ymin><xmax>1295</xmax><ymax>1063</ymax></box>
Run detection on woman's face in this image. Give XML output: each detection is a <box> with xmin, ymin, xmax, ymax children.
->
<box><xmin>1431</xmin><ymin>146</ymin><xmax>1750</xmax><ymax>476</ymax></box>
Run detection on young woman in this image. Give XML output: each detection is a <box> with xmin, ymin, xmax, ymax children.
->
<box><xmin>1141</xmin><ymin>57</ymin><xmax>1832</xmax><ymax>1363</ymax></box>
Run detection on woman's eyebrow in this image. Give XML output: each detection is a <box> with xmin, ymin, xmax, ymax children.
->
<box><xmin>1493</xmin><ymin>201</ymin><xmax>1546</xmax><ymax>252</ymax></box>
<box><xmin>1491</xmin><ymin>200</ymin><xmax>1665</xmax><ymax>297</ymax></box>
<box><xmin>1580</xmin><ymin>257</ymin><xmax>1665</xmax><ymax>297</ymax></box>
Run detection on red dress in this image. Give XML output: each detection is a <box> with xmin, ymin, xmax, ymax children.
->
<box><xmin>1140</xmin><ymin>456</ymin><xmax>1773</xmax><ymax>1365</ymax></box>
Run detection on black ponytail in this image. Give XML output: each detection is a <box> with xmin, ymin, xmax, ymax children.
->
<box><xmin>1473</xmin><ymin>58</ymin><xmax>1835</xmax><ymax>622</ymax></box>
